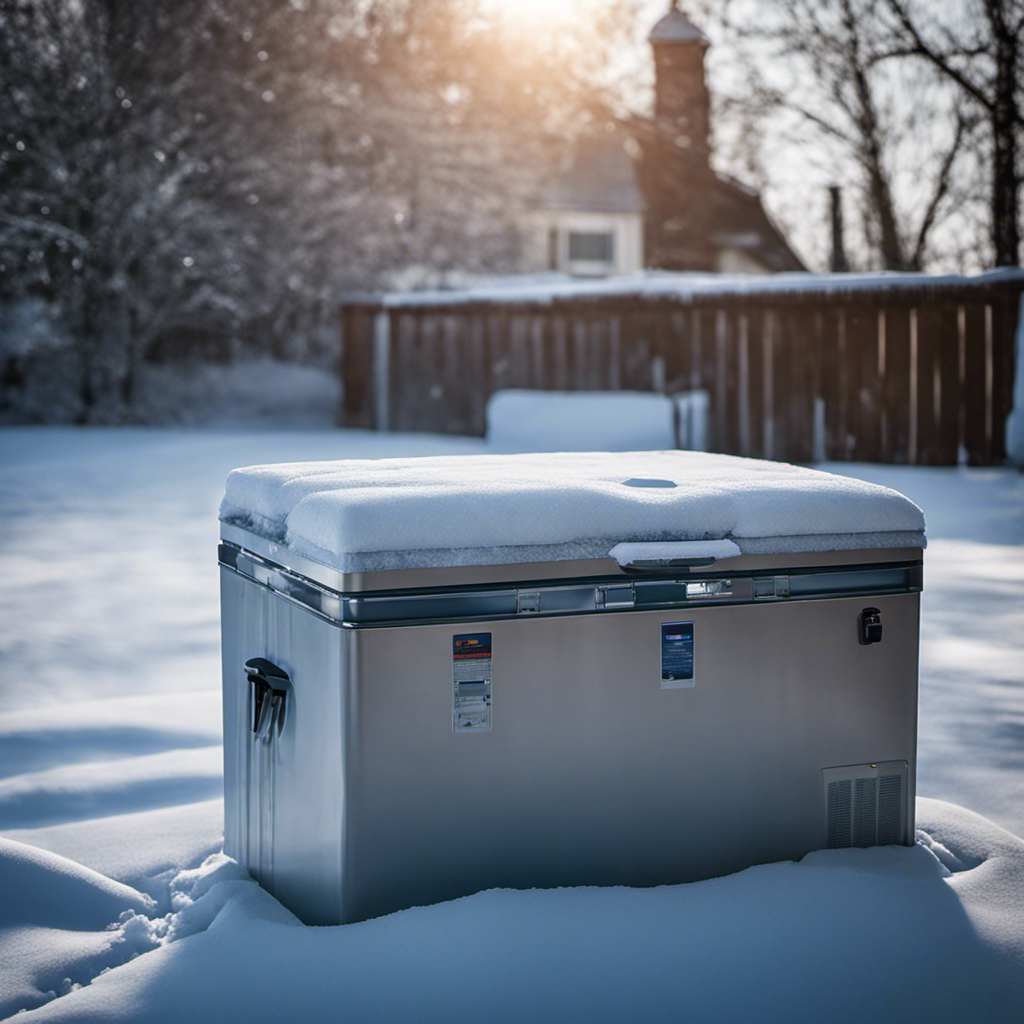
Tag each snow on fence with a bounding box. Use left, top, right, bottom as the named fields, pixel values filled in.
left=339, top=269, right=1024, bottom=465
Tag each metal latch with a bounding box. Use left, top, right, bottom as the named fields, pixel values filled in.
left=597, top=584, right=635, bottom=610
left=753, top=576, right=790, bottom=600
left=246, top=658, right=291, bottom=743
left=685, top=579, right=732, bottom=600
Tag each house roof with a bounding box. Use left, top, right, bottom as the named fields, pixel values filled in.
left=648, top=9, right=710, bottom=46
left=536, top=131, right=805, bottom=273
left=710, top=176, right=806, bottom=272
left=537, top=138, right=647, bottom=215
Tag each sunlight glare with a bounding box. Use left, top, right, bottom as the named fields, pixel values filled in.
left=484, top=0, right=582, bottom=27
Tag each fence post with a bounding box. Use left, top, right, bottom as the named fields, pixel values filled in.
left=340, top=303, right=378, bottom=429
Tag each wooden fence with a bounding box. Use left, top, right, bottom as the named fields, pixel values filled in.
left=339, top=271, right=1024, bottom=465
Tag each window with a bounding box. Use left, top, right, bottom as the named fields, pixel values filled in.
left=568, top=230, right=614, bottom=263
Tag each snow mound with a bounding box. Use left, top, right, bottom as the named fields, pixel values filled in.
left=0, top=839, right=154, bottom=931
left=221, top=450, right=926, bottom=572
left=5, top=800, right=1023, bottom=1023
left=4, top=800, right=224, bottom=909
left=0, top=844, right=297, bottom=1019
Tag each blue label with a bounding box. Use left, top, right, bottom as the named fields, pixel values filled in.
left=661, top=622, right=694, bottom=685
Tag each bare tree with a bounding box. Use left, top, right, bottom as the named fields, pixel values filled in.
left=881, top=0, right=1023, bottom=266
left=719, top=0, right=975, bottom=271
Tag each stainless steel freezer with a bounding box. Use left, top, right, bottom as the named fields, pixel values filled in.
left=219, top=523, right=922, bottom=925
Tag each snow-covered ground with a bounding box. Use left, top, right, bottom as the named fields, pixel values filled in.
left=1, top=424, right=1023, bottom=1021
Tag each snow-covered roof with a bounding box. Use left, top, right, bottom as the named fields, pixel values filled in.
left=342, top=267, right=1024, bottom=310
left=221, top=450, right=926, bottom=573
left=649, top=9, right=710, bottom=46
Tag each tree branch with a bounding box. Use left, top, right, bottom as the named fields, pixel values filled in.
left=911, top=111, right=970, bottom=267
left=0, top=211, right=89, bottom=251
left=882, top=0, right=993, bottom=112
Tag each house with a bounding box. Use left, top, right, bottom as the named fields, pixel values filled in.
left=528, top=6, right=805, bottom=277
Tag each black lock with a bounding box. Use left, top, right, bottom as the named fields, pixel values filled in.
left=858, top=607, right=883, bottom=645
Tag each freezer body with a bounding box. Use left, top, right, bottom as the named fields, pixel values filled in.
left=220, top=532, right=921, bottom=924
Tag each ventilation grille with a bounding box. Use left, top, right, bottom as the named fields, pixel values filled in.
left=823, top=763, right=907, bottom=849
left=877, top=773, right=903, bottom=845
left=826, top=780, right=851, bottom=848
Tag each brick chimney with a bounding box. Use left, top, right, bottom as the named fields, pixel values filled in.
left=639, top=4, right=715, bottom=270
left=649, top=3, right=711, bottom=166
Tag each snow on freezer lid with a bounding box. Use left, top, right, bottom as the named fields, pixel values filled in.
left=219, top=451, right=926, bottom=573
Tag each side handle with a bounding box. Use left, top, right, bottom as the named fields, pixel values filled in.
left=245, top=658, right=291, bottom=743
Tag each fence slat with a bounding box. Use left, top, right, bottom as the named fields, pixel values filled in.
left=916, top=306, right=945, bottom=465
left=818, top=307, right=843, bottom=459
left=340, top=306, right=376, bottom=428
left=744, top=309, right=765, bottom=460
left=488, top=309, right=511, bottom=396
left=962, top=303, right=990, bottom=465
left=881, top=308, right=911, bottom=462
left=770, top=308, right=792, bottom=462
left=593, top=313, right=613, bottom=390
left=785, top=309, right=816, bottom=463
left=663, top=307, right=687, bottom=393
left=991, top=293, right=1020, bottom=463
left=446, top=313, right=477, bottom=436
left=619, top=307, right=648, bottom=390
left=389, top=313, right=409, bottom=432
left=936, top=305, right=961, bottom=464
left=467, top=310, right=488, bottom=434
left=842, top=306, right=877, bottom=461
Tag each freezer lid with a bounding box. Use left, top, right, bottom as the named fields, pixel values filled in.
left=219, top=530, right=923, bottom=629
left=220, top=521, right=923, bottom=593
left=219, top=451, right=926, bottom=577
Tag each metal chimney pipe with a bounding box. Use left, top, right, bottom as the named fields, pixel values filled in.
left=829, top=185, right=849, bottom=273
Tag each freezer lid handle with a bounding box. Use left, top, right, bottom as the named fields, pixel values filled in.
left=610, top=539, right=742, bottom=572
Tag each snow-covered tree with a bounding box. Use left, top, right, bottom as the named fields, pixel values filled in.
left=0, top=0, right=618, bottom=420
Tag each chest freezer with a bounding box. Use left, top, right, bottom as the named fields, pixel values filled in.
left=218, top=450, right=925, bottom=924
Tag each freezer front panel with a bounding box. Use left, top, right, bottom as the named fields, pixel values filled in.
left=221, top=542, right=920, bottom=924
left=340, top=592, right=919, bottom=922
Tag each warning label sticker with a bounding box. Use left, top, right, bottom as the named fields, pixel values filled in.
left=661, top=621, right=695, bottom=689
left=453, top=632, right=492, bottom=732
